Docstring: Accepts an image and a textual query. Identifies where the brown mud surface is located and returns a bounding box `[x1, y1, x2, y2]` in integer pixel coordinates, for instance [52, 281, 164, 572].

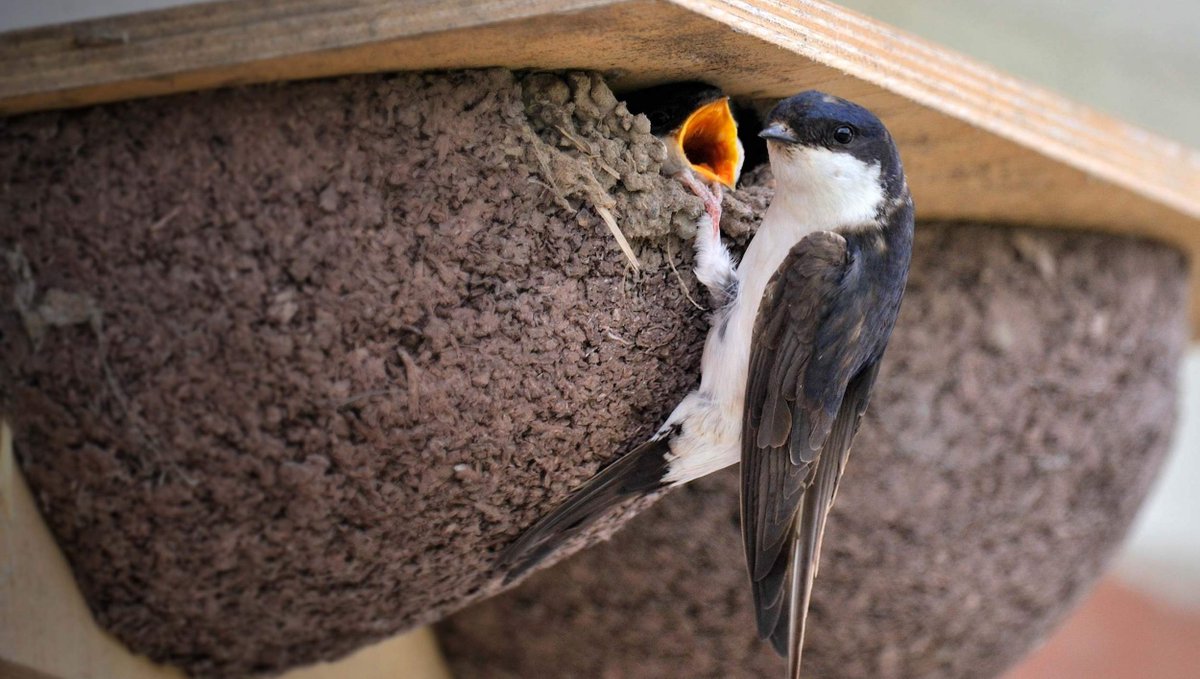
[0, 69, 770, 676]
[1, 68, 1186, 678]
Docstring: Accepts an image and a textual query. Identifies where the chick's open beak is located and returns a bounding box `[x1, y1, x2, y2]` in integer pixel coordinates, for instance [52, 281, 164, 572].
[676, 97, 743, 189]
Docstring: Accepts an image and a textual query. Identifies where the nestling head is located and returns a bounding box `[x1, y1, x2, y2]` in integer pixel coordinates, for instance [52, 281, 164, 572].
[760, 91, 905, 226]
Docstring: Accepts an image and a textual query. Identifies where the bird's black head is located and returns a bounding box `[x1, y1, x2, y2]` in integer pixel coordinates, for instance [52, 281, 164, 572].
[760, 91, 906, 221]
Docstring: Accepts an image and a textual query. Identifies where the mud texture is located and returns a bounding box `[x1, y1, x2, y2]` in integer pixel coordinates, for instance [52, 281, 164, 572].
[0, 67, 1187, 679]
[438, 224, 1189, 679]
[0, 69, 770, 676]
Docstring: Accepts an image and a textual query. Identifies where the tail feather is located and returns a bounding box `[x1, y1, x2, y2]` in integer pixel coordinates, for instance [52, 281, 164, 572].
[496, 434, 672, 583]
[767, 430, 844, 677]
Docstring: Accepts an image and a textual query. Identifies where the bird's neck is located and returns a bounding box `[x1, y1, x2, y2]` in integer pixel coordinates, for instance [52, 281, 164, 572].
[764, 184, 882, 236]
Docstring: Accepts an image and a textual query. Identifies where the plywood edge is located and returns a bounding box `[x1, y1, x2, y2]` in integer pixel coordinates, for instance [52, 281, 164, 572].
[675, 0, 1200, 223]
[0, 419, 453, 679]
[0, 0, 1197, 333]
[1, 0, 1195, 217]
[0, 0, 616, 113]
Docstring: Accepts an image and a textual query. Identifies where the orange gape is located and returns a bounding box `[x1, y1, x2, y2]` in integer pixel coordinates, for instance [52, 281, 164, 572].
[677, 97, 741, 188]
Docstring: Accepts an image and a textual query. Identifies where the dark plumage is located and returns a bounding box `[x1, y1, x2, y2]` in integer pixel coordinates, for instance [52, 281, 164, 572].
[744, 91, 913, 677]
[496, 431, 671, 583]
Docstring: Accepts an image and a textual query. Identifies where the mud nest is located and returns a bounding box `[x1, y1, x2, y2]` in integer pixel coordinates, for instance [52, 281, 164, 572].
[0, 68, 1188, 678]
[438, 223, 1188, 679]
[0, 69, 762, 675]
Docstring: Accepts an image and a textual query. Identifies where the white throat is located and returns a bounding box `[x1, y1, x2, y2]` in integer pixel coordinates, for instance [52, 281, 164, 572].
[767, 144, 884, 230]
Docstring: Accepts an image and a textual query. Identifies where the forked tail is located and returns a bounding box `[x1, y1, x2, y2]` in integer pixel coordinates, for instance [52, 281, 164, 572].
[496, 434, 673, 583]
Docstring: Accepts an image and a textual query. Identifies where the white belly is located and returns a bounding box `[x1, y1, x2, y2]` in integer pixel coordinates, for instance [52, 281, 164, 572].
[661, 207, 822, 485]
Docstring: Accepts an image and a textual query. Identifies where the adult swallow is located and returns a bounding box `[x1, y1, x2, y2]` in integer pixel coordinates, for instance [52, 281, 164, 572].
[500, 92, 913, 678]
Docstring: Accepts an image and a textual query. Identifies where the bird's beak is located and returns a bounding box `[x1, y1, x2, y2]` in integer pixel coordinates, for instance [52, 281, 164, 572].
[676, 97, 743, 189]
[759, 122, 800, 144]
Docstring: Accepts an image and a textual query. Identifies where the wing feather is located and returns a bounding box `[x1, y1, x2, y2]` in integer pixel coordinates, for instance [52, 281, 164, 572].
[740, 229, 886, 678]
[776, 362, 880, 676]
[741, 232, 848, 589]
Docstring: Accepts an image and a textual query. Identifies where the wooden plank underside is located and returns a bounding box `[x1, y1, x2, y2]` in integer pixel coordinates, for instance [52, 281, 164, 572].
[1, 0, 1198, 332]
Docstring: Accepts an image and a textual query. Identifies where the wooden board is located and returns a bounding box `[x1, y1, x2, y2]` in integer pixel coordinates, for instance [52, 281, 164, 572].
[0, 420, 453, 679]
[1, 0, 1198, 332]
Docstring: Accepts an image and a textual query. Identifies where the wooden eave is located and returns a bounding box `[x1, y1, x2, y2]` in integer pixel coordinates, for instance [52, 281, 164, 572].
[2, 0, 1198, 332]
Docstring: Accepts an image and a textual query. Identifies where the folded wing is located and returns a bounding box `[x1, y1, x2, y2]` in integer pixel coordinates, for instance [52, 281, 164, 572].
[741, 230, 884, 677]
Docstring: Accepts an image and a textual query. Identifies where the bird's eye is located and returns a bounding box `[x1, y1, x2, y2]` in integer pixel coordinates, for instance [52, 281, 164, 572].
[832, 125, 855, 144]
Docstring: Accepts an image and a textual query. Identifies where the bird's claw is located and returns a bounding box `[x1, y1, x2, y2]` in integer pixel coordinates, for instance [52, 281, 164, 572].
[680, 172, 724, 238]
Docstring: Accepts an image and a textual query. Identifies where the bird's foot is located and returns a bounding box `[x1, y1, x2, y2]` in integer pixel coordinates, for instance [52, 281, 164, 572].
[691, 211, 738, 309]
[680, 172, 723, 237]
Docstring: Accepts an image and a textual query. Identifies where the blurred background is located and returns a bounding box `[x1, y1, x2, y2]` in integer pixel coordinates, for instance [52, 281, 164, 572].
[3, 1, 1198, 677]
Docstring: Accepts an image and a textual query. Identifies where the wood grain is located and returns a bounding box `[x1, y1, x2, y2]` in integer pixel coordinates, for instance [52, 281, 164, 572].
[1, 0, 1197, 331]
[0, 420, 453, 679]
